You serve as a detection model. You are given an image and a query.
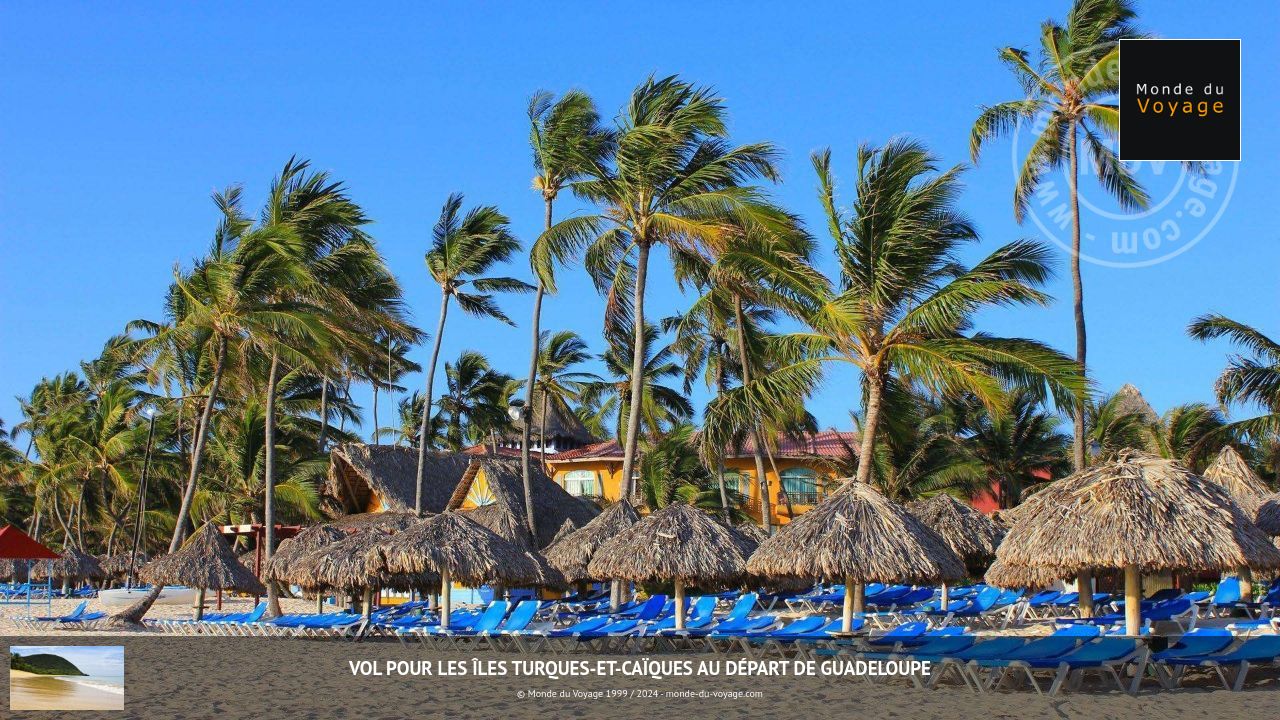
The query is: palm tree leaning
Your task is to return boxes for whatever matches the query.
[1188,315,1280,440]
[535,75,786,501]
[706,140,1086,611]
[520,90,613,539]
[970,0,1145,472]
[414,194,531,514]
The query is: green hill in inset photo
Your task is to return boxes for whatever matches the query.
[10,652,87,676]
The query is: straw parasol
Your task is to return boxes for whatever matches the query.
[1257,495,1280,537]
[289,528,439,618]
[748,481,965,632]
[989,450,1280,635]
[262,524,347,585]
[329,511,419,532]
[588,503,752,630]
[140,523,266,619]
[908,493,1005,607]
[31,548,106,583]
[366,511,540,627]
[542,500,640,584]
[0,558,28,582]
[1203,446,1270,517]
[549,518,580,545]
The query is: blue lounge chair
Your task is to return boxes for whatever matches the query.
[996,638,1144,695]
[1136,628,1234,690]
[925,636,1029,689]
[1159,635,1280,691]
[964,626,1100,690]
[508,616,610,653]
[418,601,510,646]
[1202,577,1242,616]
[1058,597,1197,633]
[460,600,541,650]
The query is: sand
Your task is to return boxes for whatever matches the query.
[1,597,1276,719]
[9,669,124,711]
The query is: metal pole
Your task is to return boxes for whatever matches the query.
[126,413,158,589]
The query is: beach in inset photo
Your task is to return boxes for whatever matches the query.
[9,645,124,711]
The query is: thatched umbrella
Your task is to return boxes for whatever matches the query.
[908,493,1005,607]
[748,481,965,632]
[543,500,640,584]
[288,528,438,619]
[1257,495,1280,537]
[366,511,539,628]
[0,558,29,582]
[262,523,347,612]
[1203,445,1273,599]
[990,451,1280,635]
[100,552,149,582]
[588,503,751,630]
[329,511,419,532]
[549,518,580,545]
[32,548,106,586]
[140,523,266,620]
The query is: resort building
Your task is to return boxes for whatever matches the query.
[545,431,860,526]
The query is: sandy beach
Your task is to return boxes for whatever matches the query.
[9,669,124,711]
[1,598,1277,719]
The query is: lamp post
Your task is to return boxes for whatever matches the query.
[126,405,158,590]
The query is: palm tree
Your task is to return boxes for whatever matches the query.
[1144,402,1228,472]
[578,322,693,452]
[535,75,786,500]
[357,333,419,446]
[520,90,613,537]
[414,194,532,514]
[1188,314,1280,441]
[1084,390,1152,460]
[952,389,1071,507]
[970,0,1146,471]
[708,140,1086,500]
[435,350,512,451]
[530,331,598,452]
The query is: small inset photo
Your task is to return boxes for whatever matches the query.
[10,646,124,711]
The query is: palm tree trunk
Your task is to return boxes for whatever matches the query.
[519,197,553,541]
[618,242,651,502]
[263,351,283,618]
[317,376,329,450]
[764,444,794,525]
[855,372,884,486]
[1068,123,1087,473]
[371,383,379,446]
[109,339,228,626]
[716,462,730,523]
[733,297,773,531]
[415,291,450,514]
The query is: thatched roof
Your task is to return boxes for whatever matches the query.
[984,557,1073,589]
[550,518,580,544]
[31,548,106,581]
[0,558,28,581]
[907,494,1004,563]
[587,503,751,585]
[323,446,598,549]
[992,451,1280,580]
[139,523,266,593]
[543,500,640,583]
[1256,494,1280,536]
[100,552,149,579]
[504,390,597,445]
[329,511,419,532]
[262,524,347,584]
[288,528,438,593]
[1114,383,1159,424]
[367,511,540,587]
[1203,446,1270,516]
[324,444,473,516]
[747,481,966,584]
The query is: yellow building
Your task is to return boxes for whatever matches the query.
[545,431,857,526]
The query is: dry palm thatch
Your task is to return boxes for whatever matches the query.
[1254,494,1280,536]
[367,511,540,587]
[549,518,580,544]
[329,512,420,532]
[993,451,1280,578]
[139,523,266,594]
[288,528,438,594]
[1203,445,1271,517]
[747,481,966,585]
[31,548,106,581]
[907,494,1005,563]
[100,552,149,580]
[468,503,537,550]
[0,558,29,581]
[587,503,751,586]
[984,557,1073,589]
[543,500,640,583]
[262,524,347,584]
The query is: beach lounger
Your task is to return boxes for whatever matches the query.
[18,600,89,629]
[992,638,1144,695]
[1134,628,1234,690]
[417,601,510,647]
[506,616,610,654]
[1201,577,1242,616]
[1159,634,1280,691]
[963,626,1101,690]
[1058,597,1197,633]
[924,636,1028,690]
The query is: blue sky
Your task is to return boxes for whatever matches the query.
[2,1,1277,438]
[12,646,124,676]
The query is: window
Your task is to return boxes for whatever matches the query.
[780,468,820,505]
[563,470,598,498]
[721,471,748,494]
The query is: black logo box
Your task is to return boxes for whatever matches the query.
[1119,39,1240,162]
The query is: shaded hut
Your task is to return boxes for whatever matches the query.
[1203,446,1270,517]
[288,528,438,619]
[262,524,347,585]
[748,481,965,631]
[549,519,580,545]
[328,511,420,532]
[32,548,106,585]
[588,503,751,630]
[908,493,1005,606]
[140,523,266,620]
[543,500,640,584]
[367,511,539,627]
[1257,495,1280,537]
[989,451,1280,635]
